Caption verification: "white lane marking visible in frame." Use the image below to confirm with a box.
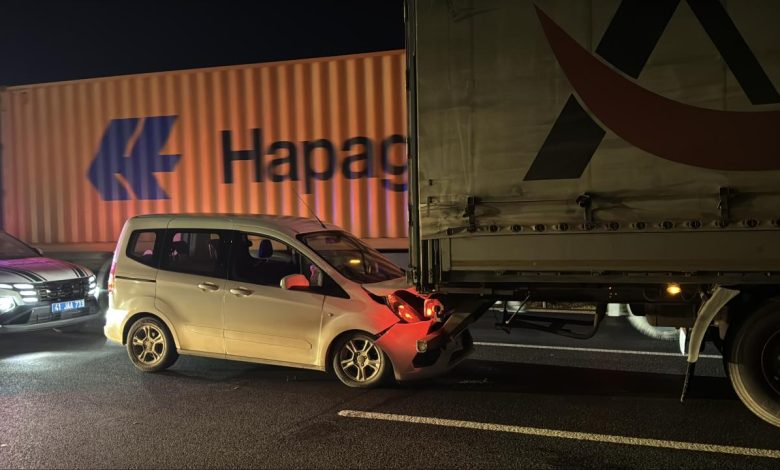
[474,341,722,359]
[338,410,780,459]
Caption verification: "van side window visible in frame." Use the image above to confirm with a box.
[230,232,301,287]
[161,230,229,277]
[127,230,163,267]
[229,231,349,298]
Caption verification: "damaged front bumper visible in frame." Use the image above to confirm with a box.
[376,319,474,381]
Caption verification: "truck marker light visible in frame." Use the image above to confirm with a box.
[666,284,682,296]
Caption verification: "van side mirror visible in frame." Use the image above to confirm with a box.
[280,274,309,290]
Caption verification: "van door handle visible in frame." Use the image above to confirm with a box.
[198,282,220,292]
[229,287,253,297]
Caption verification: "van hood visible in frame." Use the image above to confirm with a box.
[0,257,92,284]
[361,276,416,297]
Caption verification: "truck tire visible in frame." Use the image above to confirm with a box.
[725,300,780,427]
[626,305,679,341]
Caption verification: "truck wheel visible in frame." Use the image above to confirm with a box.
[126,317,178,372]
[332,333,391,388]
[626,308,679,341]
[725,300,780,427]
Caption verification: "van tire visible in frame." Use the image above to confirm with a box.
[725,300,780,427]
[126,317,178,372]
[332,332,391,388]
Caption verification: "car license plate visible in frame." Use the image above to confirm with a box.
[51,299,85,313]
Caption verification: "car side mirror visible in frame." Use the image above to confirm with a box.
[280,274,309,290]
[35,247,44,255]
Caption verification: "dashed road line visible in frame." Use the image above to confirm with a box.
[338,410,779,459]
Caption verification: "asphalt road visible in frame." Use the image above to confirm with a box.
[1,313,779,469]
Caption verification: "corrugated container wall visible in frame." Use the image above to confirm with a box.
[0,50,408,247]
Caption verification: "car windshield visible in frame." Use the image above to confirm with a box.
[0,232,39,260]
[300,231,404,284]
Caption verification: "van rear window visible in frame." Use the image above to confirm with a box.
[127,230,162,267]
[160,230,229,277]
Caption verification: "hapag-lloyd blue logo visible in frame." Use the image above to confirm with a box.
[88,115,408,201]
[87,116,181,200]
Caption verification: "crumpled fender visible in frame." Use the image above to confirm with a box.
[376,320,434,377]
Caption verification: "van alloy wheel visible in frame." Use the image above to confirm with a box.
[126,317,178,372]
[332,333,390,388]
[131,324,167,366]
[339,338,383,382]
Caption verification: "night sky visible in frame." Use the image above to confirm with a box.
[0,0,405,86]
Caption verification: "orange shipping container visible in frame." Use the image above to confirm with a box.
[0,50,408,250]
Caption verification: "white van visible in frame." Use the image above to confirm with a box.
[104,214,471,387]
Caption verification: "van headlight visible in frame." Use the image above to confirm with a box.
[0,296,18,313]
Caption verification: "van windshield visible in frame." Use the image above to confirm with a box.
[0,232,39,260]
[299,231,403,284]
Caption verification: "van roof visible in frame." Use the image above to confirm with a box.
[129,213,342,236]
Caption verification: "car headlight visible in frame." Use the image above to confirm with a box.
[88,275,98,298]
[0,296,17,313]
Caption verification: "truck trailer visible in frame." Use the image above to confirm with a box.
[406,0,780,426]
